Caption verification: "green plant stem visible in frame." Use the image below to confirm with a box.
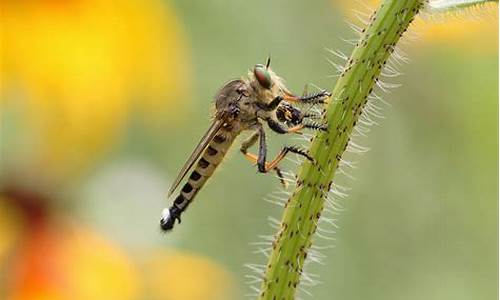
[258,1,424,299]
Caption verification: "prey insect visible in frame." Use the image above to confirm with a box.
[160,58,331,231]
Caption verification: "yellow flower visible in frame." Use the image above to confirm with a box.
[60,228,139,300]
[1,0,190,181]
[143,250,237,300]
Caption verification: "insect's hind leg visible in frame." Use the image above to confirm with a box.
[260,146,314,171]
[240,130,260,154]
[240,128,288,187]
[240,128,313,187]
[244,145,314,175]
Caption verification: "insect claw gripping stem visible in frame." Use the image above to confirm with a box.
[275,168,289,189]
[258,1,424,299]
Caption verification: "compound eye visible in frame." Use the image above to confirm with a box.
[253,64,272,89]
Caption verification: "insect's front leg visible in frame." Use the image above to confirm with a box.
[283,90,331,105]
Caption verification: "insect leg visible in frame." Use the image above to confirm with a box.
[243,145,314,171]
[240,130,259,153]
[283,90,331,105]
[241,128,313,187]
[266,146,314,170]
[303,112,322,120]
[256,95,284,111]
[256,126,267,173]
[240,127,287,187]
[267,118,327,134]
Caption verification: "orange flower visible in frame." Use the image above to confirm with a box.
[0,188,236,300]
[0,187,138,300]
[7,223,140,300]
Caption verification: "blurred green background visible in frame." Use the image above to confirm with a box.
[0,1,498,300]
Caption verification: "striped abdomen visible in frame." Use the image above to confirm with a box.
[160,130,236,231]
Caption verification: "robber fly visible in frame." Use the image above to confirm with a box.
[160,58,331,231]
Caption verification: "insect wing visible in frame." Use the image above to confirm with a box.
[167,118,225,197]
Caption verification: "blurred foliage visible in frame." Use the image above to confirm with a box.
[0,0,497,300]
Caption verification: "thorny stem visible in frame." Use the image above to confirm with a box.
[258,1,425,299]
